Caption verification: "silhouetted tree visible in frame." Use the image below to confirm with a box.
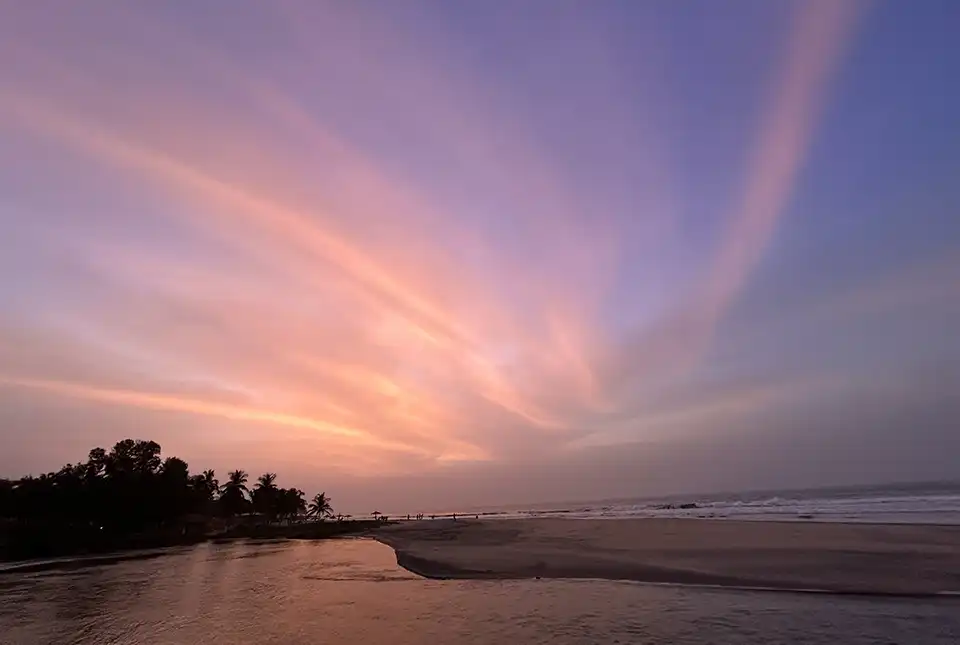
[0,478,13,520]
[200,470,219,498]
[308,492,334,521]
[158,456,192,523]
[252,472,279,522]
[0,441,340,560]
[277,488,306,523]
[188,469,219,516]
[219,470,250,519]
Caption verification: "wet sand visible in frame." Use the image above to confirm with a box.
[374,518,960,595]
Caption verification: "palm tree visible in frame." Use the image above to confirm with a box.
[252,472,279,522]
[224,470,248,491]
[219,470,249,519]
[201,470,219,499]
[189,469,219,516]
[1,438,352,560]
[307,492,334,521]
[255,472,277,490]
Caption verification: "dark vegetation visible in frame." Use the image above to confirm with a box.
[0,439,361,562]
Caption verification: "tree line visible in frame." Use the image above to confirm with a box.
[0,439,335,560]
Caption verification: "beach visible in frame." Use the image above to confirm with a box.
[375,518,960,595]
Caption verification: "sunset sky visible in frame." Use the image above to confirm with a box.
[1,0,958,512]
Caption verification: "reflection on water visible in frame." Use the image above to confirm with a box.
[1,538,958,645]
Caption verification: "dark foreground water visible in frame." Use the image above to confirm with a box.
[1,539,958,645]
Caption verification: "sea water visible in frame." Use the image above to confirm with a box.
[471,480,960,524]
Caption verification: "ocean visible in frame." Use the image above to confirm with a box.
[451,480,960,524]
[1,538,958,645]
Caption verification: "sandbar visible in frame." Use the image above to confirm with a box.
[374,518,960,595]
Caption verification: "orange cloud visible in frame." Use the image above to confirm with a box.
[0,375,399,447]
[2,85,603,436]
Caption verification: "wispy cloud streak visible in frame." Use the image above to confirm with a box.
[0,1,891,478]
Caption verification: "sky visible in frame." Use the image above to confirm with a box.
[0,0,958,513]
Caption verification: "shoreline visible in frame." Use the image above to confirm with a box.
[374,517,960,596]
[0,520,381,572]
